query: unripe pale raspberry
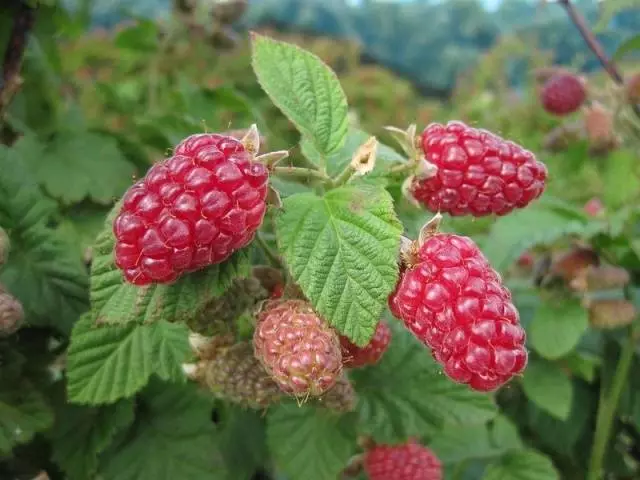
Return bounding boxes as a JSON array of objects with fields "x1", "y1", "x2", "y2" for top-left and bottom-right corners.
[
  {"x1": 187, "y1": 276, "x2": 267, "y2": 335},
  {"x1": 340, "y1": 321, "x2": 391, "y2": 368},
  {"x1": 0, "y1": 290, "x2": 24, "y2": 337},
  {"x1": 315, "y1": 374, "x2": 357, "y2": 413},
  {"x1": 410, "y1": 121, "x2": 547, "y2": 217},
  {"x1": 389, "y1": 233, "x2": 527, "y2": 392},
  {"x1": 583, "y1": 197, "x2": 604, "y2": 217},
  {"x1": 253, "y1": 300, "x2": 342, "y2": 397},
  {"x1": 200, "y1": 340, "x2": 283, "y2": 409},
  {"x1": 364, "y1": 440, "x2": 442, "y2": 480},
  {"x1": 540, "y1": 73, "x2": 586, "y2": 116},
  {"x1": 113, "y1": 132, "x2": 269, "y2": 285}
]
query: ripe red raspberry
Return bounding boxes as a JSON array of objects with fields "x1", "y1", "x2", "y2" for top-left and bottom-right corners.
[
  {"x1": 340, "y1": 321, "x2": 391, "y2": 368},
  {"x1": 253, "y1": 300, "x2": 342, "y2": 397},
  {"x1": 388, "y1": 233, "x2": 527, "y2": 392},
  {"x1": 540, "y1": 73, "x2": 586, "y2": 116},
  {"x1": 409, "y1": 121, "x2": 547, "y2": 217},
  {"x1": 113, "y1": 132, "x2": 269, "y2": 285},
  {"x1": 364, "y1": 440, "x2": 442, "y2": 480}
]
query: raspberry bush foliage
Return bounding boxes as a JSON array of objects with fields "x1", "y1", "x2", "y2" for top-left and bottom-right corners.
[{"x1": 2, "y1": 2, "x2": 640, "y2": 480}]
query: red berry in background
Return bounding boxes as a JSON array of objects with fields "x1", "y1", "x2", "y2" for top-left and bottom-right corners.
[
  {"x1": 364, "y1": 440, "x2": 442, "y2": 480},
  {"x1": 409, "y1": 121, "x2": 547, "y2": 217},
  {"x1": 340, "y1": 321, "x2": 391, "y2": 368},
  {"x1": 270, "y1": 283, "x2": 285, "y2": 299},
  {"x1": 517, "y1": 251, "x2": 534, "y2": 268},
  {"x1": 113, "y1": 133, "x2": 269, "y2": 285},
  {"x1": 388, "y1": 232, "x2": 527, "y2": 392},
  {"x1": 584, "y1": 197, "x2": 604, "y2": 217},
  {"x1": 253, "y1": 300, "x2": 342, "y2": 397},
  {"x1": 540, "y1": 73, "x2": 586, "y2": 116}
]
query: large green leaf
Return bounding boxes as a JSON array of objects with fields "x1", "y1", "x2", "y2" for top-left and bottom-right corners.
[
  {"x1": 0, "y1": 147, "x2": 89, "y2": 333},
  {"x1": 99, "y1": 382, "x2": 223, "y2": 480},
  {"x1": 522, "y1": 358, "x2": 573, "y2": 421},
  {"x1": 51, "y1": 400, "x2": 135, "y2": 480},
  {"x1": 275, "y1": 185, "x2": 402, "y2": 345},
  {"x1": 613, "y1": 34, "x2": 640, "y2": 61},
  {"x1": 251, "y1": 33, "x2": 349, "y2": 158},
  {"x1": 266, "y1": 403, "x2": 356, "y2": 480},
  {"x1": 217, "y1": 406, "x2": 268, "y2": 480},
  {"x1": 430, "y1": 416, "x2": 523, "y2": 464},
  {"x1": 89, "y1": 207, "x2": 251, "y2": 326},
  {"x1": 66, "y1": 315, "x2": 190, "y2": 405},
  {"x1": 351, "y1": 322, "x2": 497, "y2": 442},
  {"x1": 0, "y1": 383, "x2": 54, "y2": 454},
  {"x1": 530, "y1": 298, "x2": 588, "y2": 360},
  {"x1": 483, "y1": 449, "x2": 559, "y2": 480},
  {"x1": 15, "y1": 132, "x2": 136, "y2": 206}
]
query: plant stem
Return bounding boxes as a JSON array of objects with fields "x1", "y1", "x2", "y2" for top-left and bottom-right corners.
[
  {"x1": 272, "y1": 166, "x2": 330, "y2": 183},
  {"x1": 586, "y1": 326, "x2": 636, "y2": 480},
  {"x1": 558, "y1": 0, "x2": 623, "y2": 84},
  {"x1": 255, "y1": 232, "x2": 282, "y2": 268},
  {"x1": 0, "y1": 1, "x2": 36, "y2": 117}
]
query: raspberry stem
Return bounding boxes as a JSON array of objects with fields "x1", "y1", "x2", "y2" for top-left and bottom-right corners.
[
  {"x1": 587, "y1": 323, "x2": 637, "y2": 480},
  {"x1": 255, "y1": 232, "x2": 283, "y2": 269}
]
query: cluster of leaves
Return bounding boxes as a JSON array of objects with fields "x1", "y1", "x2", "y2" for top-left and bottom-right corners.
[{"x1": 1, "y1": 1, "x2": 640, "y2": 480}]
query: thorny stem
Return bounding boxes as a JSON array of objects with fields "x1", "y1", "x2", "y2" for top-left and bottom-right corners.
[
  {"x1": 558, "y1": 0, "x2": 640, "y2": 117},
  {"x1": 586, "y1": 323, "x2": 637, "y2": 480},
  {"x1": 0, "y1": 1, "x2": 36, "y2": 117}
]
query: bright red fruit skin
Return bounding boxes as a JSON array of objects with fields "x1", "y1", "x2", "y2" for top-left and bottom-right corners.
[
  {"x1": 364, "y1": 441, "x2": 442, "y2": 480},
  {"x1": 389, "y1": 233, "x2": 527, "y2": 392},
  {"x1": 253, "y1": 300, "x2": 342, "y2": 397},
  {"x1": 540, "y1": 73, "x2": 586, "y2": 116},
  {"x1": 340, "y1": 321, "x2": 391, "y2": 368},
  {"x1": 412, "y1": 121, "x2": 547, "y2": 217},
  {"x1": 113, "y1": 133, "x2": 269, "y2": 285}
]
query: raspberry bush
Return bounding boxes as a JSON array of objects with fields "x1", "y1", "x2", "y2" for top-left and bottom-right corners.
[{"x1": 1, "y1": 1, "x2": 640, "y2": 480}]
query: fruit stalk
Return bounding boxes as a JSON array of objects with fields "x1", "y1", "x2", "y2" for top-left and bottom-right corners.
[{"x1": 587, "y1": 324, "x2": 637, "y2": 480}]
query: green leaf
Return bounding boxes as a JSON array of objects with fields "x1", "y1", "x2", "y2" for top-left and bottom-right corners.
[
  {"x1": 0, "y1": 147, "x2": 89, "y2": 333},
  {"x1": 530, "y1": 298, "x2": 588, "y2": 360},
  {"x1": 613, "y1": 34, "x2": 640, "y2": 61},
  {"x1": 51, "y1": 400, "x2": 135, "y2": 480},
  {"x1": 275, "y1": 185, "x2": 402, "y2": 345},
  {"x1": 266, "y1": 403, "x2": 356, "y2": 480},
  {"x1": 483, "y1": 449, "x2": 559, "y2": 480},
  {"x1": 217, "y1": 406, "x2": 268, "y2": 480},
  {"x1": 99, "y1": 381, "x2": 223, "y2": 480},
  {"x1": 16, "y1": 132, "x2": 136, "y2": 206},
  {"x1": 602, "y1": 150, "x2": 640, "y2": 209},
  {"x1": 90, "y1": 206, "x2": 251, "y2": 326},
  {"x1": 430, "y1": 416, "x2": 523, "y2": 464},
  {"x1": 251, "y1": 33, "x2": 349, "y2": 157},
  {"x1": 351, "y1": 322, "x2": 497, "y2": 442},
  {"x1": 300, "y1": 127, "x2": 405, "y2": 176},
  {"x1": 522, "y1": 358, "x2": 573, "y2": 421},
  {"x1": 66, "y1": 315, "x2": 190, "y2": 405},
  {"x1": 0, "y1": 383, "x2": 54, "y2": 454}
]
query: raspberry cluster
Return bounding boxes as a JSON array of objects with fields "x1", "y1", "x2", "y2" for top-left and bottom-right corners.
[
  {"x1": 389, "y1": 232, "x2": 527, "y2": 392},
  {"x1": 364, "y1": 440, "x2": 442, "y2": 480},
  {"x1": 113, "y1": 133, "x2": 269, "y2": 285},
  {"x1": 253, "y1": 300, "x2": 342, "y2": 397},
  {"x1": 340, "y1": 321, "x2": 391, "y2": 368},
  {"x1": 409, "y1": 121, "x2": 547, "y2": 217}
]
